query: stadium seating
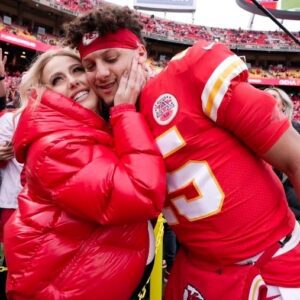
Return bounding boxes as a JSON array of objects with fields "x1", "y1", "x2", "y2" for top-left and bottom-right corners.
[{"x1": 0, "y1": 2, "x2": 299, "y2": 118}]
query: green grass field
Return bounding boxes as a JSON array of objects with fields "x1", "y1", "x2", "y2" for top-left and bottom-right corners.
[{"x1": 281, "y1": 0, "x2": 300, "y2": 11}]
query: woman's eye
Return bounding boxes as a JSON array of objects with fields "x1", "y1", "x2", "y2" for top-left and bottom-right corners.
[{"x1": 51, "y1": 76, "x2": 63, "y2": 86}]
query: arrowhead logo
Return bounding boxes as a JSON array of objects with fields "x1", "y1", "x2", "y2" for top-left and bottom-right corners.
[
  {"x1": 82, "y1": 32, "x2": 99, "y2": 46},
  {"x1": 183, "y1": 284, "x2": 204, "y2": 300}
]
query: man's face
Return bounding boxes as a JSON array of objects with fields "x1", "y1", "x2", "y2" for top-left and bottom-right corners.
[{"x1": 82, "y1": 45, "x2": 146, "y2": 107}]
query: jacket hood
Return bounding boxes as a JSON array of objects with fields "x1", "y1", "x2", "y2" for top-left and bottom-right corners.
[{"x1": 14, "y1": 89, "x2": 111, "y2": 163}]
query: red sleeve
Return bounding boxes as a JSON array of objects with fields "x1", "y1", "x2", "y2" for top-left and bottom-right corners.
[
  {"x1": 183, "y1": 41, "x2": 249, "y2": 122},
  {"x1": 20, "y1": 165, "x2": 26, "y2": 186},
  {"x1": 184, "y1": 41, "x2": 288, "y2": 155},
  {"x1": 218, "y1": 82, "x2": 290, "y2": 155}
]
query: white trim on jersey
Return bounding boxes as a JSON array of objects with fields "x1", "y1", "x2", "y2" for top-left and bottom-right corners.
[
  {"x1": 266, "y1": 285, "x2": 300, "y2": 300},
  {"x1": 248, "y1": 275, "x2": 265, "y2": 300},
  {"x1": 155, "y1": 126, "x2": 186, "y2": 158},
  {"x1": 201, "y1": 55, "x2": 248, "y2": 122}
]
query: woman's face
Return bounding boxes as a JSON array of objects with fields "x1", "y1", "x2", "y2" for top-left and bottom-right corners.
[{"x1": 41, "y1": 55, "x2": 99, "y2": 113}]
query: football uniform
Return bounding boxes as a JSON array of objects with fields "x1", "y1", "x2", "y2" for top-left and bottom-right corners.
[{"x1": 139, "y1": 40, "x2": 300, "y2": 298}]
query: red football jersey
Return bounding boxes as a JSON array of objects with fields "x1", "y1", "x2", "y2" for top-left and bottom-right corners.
[{"x1": 140, "y1": 40, "x2": 294, "y2": 265}]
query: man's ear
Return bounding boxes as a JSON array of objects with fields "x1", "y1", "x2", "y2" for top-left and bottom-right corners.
[{"x1": 137, "y1": 44, "x2": 147, "y2": 63}]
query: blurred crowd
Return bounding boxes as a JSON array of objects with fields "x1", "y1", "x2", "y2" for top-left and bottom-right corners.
[
  {"x1": 139, "y1": 13, "x2": 300, "y2": 49},
  {"x1": 1, "y1": 5, "x2": 300, "y2": 50},
  {"x1": 53, "y1": 0, "x2": 97, "y2": 13},
  {"x1": 0, "y1": 1, "x2": 299, "y2": 117}
]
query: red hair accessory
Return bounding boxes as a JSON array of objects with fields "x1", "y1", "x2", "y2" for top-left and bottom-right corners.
[{"x1": 78, "y1": 28, "x2": 141, "y2": 59}]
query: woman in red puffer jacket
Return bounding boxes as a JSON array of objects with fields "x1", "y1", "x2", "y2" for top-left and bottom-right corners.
[{"x1": 4, "y1": 48, "x2": 166, "y2": 300}]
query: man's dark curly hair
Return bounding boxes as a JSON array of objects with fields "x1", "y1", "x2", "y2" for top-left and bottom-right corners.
[{"x1": 63, "y1": 3, "x2": 145, "y2": 48}]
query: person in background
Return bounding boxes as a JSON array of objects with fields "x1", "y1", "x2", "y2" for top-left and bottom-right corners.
[
  {"x1": 0, "y1": 48, "x2": 6, "y2": 112},
  {"x1": 0, "y1": 110, "x2": 23, "y2": 300},
  {"x1": 264, "y1": 87, "x2": 299, "y2": 130},
  {"x1": 64, "y1": 4, "x2": 300, "y2": 299},
  {"x1": 4, "y1": 48, "x2": 166, "y2": 300},
  {"x1": 0, "y1": 47, "x2": 21, "y2": 237},
  {"x1": 0, "y1": 49, "x2": 21, "y2": 300},
  {"x1": 5, "y1": 86, "x2": 20, "y2": 110},
  {"x1": 0, "y1": 48, "x2": 14, "y2": 174},
  {"x1": 265, "y1": 87, "x2": 300, "y2": 220}
]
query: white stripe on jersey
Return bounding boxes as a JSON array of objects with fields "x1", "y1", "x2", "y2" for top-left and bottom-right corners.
[
  {"x1": 156, "y1": 126, "x2": 186, "y2": 158},
  {"x1": 248, "y1": 275, "x2": 265, "y2": 300},
  {"x1": 201, "y1": 55, "x2": 248, "y2": 122}
]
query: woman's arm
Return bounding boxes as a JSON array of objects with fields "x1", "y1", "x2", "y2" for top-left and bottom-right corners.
[{"x1": 27, "y1": 114, "x2": 165, "y2": 225}]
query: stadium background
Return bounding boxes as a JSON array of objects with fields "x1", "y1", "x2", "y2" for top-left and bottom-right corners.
[
  {"x1": 0, "y1": 0, "x2": 299, "y2": 117},
  {"x1": 0, "y1": 0, "x2": 299, "y2": 298}
]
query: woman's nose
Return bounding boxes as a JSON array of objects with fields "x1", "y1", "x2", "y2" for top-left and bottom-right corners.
[{"x1": 68, "y1": 76, "x2": 80, "y2": 88}]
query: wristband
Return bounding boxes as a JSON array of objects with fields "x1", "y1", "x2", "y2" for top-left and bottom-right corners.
[{"x1": 0, "y1": 75, "x2": 5, "y2": 81}]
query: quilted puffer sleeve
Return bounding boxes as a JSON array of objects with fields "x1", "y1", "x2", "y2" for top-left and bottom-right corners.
[{"x1": 26, "y1": 105, "x2": 166, "y2": 225}]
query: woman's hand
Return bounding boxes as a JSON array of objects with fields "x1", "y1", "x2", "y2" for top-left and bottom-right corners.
[{"x1": 114, "y1": 55, "x2": 146, "y2": 106}]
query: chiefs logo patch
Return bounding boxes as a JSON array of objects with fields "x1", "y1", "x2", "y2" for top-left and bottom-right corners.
[
  {"x1": 153, "y1": 93, "x2": 178, "y2": 125},
  {"x1": 183, "y1": 284, "x2": 204, "y2": 300},
  {"x1": 82, "y1": 32, "x2": 99, "y2": 46}
]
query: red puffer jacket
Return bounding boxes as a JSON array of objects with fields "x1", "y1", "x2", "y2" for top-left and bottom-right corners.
[{"x1": 4, "y1": 90, "x2": 166, "y2": 300}]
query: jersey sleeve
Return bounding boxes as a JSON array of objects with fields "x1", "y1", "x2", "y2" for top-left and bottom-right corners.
[
  {"x1": 179, "y1": 41, "x2": 248, "y2": 123},
  {"x1": 217, "y1": 82, "x2": 290, "y2": 155},
  {"x1": 185, "y1": 41, "x2": 289, "y2": 155}
]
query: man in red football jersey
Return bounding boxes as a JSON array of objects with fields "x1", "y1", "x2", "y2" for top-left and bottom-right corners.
[{"x1": 64, "y1": 3, "x2": 300, "y2": 299}]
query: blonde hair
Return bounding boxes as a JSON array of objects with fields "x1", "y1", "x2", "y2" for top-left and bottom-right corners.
[
  {"x1": 19, "y1": 48, "x2": 81, "y2": 108},
  {"x1": 264, "y1": 87, "x2": 294, "y2": 121}
]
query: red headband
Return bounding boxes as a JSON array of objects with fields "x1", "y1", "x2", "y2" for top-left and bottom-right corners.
[{"x1": 78, "y1": 28, "x2": 141, "y2": 59}]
